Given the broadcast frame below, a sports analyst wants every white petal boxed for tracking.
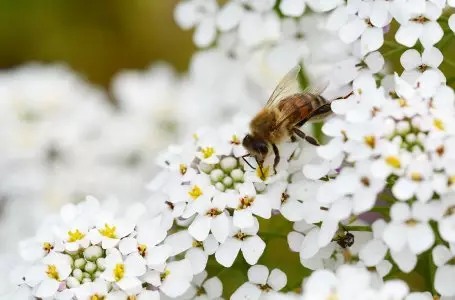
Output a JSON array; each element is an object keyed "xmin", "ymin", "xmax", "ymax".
[
  {"xmin": 241, "ymin": 235, "xmax": 266, "ymax": 265},
  {"xmin": 395, "ymin": 23, "xmax": 421, "ymax": 47},
  {"xmin": 392, "ymin": 178, "xmax": 417, "ymax": 201},
  {"xmin": 34, "ymin": 279, "xmax": 59, "ymax": 298},
  {"xmin": 231, "ymin": 282, "xmax": 261, "ymax": 300},
  {"xmin": 147, "ymin": 244, "xmax": 171, "ymax": 267},
  {"xmin": 449, "ymin": 14, "xmax": 455, "ymax": 33},
  {"xmin": 281, "ymin": 200, "xmax": 305, "ymax": 222},
  {"xmin": 359, "ymin": 239, "xmax": 388, "ymax": 267},
  {"xmin": 439, "ymin": 216, "xmax": 455, "ymax": 243},
  {"xmin": 327, "ymin": 6, "xmax": 349, "ymax": 31},
  {"xmin": 383, "ymin": 223, "xmax": 407, "ymax": 252},
  {"xmin": 185, "ymin": 248, "xmax": 208, "ymax": 274},
  {"xmin": 432, "ymin": 245, "xmax": 453, "ymax": 267},
  {"xmin": 188, "ymin": 215, "xmax": 211, "ymax": 241},
  {"xmin": 361, "ymin": 27, "xmax": 383, "ymax": 55},
  {"xmin": 267, "ymin": 269, "xmax": 287, "ymax": 291},
  {"xmin": 216, "ymin": 2, "xmax": 243, "ymax": 31},
  {"xmin": 400, "ymin": 49, "xmax": 421, "ymax": 70},
  {"xmin": 233, "ymin": 209, "xmax": 255, "ymax": 229},
  {"xmin": 203, "ymin": 277, "xmax": 223, "ymax": 298},
  {"xmin": 422, "ymin": 47, "xmax": 443, "ymax": 68},
  {"xmin": 364, "ymin": 51, "xmax": 384, "ymax": 72},
  {"xmin": 420, "ymin": 22, "xmax": 443, "ymax": 48},
  {"xmin": 125, "ymin": 254, "xmax": 146, "ymax": 277},
  {"xmin": 370, "ymin": 1, "xmax": 390, "ymax": 27},
  {"xmin": 408, "ymin": 224, "xmax": 433, "ymax": 254},
  {"xmin": 194, "ymin": 18, "xmax": 216, "ymax": 48},
  {"xmin": 215, "ymin": 238, "xmax": 241, "ymax": 267},
  {"xmin": 287, "ymin": 231, "xmax": 304, "ymax": 252},
  {"xmin": 211, "ymin": 213, "xmax": 229, "ymax": 243},
  {"xmin": 435, "ymin": 265, "xmax": 455, "ymax": 296},
  {"xmin": 339, "ymin": 17, "xmax": 367, "ymax": 44},
  {"xmin": 251, "ymin": 197, "xmax": 271, "ymax": 219},
  {"xmin": 300, "ymin": 228, "xmax": 320, "ymax": 259},
  {"xmin": 117, "ymin": 277, "xmax": 142, "ymax": 293},
  {"xmin": 247, "ymin": 265, "xmax": 269, "ymax": 285},
  {"xmin": 165, "ymin": 231, "xmax": 193, "ymax": 256},
  {"xmin": 279, "ymin": 0, "xmax": 306, "ymax": 17},
  {"xmin": 391, "ymin": 247, "xmax": 417, "ymax": 273},
  {"xmin": 119, "ymin": 237, "xmax": 138, "ymax": 255},
  {"xmin": 318, "ymin": 218, "xmax": 339, "ymax": 247},
  {"xmin": 160, "ymin": 278, "xmax": 191, "ymax": 298}
]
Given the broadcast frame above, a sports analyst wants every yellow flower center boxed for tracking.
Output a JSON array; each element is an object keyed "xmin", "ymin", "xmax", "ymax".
[
  {"xmin": 385, "ymin": 156, "xmax": 401, "ymax": 169},
  {"xmin": 113, "ymin": 263, "xmax": 125, "ymax": 282},
  {"xmin": 398, "ymin": 98, "xmax": 407, "ymax": 107},
  {"xmin": 90, "ymin": 295, "xmax": 105, "ymax": 300},
  {"xmin": 256, "ymin": 166, "xmax": 270, "ymax": 181},
  {"xmin": 434, "ymin": 119, "xmax": 444, "ymax": 131},
  {"xmin": 201, "ymin": 147, "xmax": 215, "ymax": 159},
  {"xmin": 127, "ymin": 296, "xmax": 136, "ymax": 300},
  {"xmin": 68, "ymin": 229, "xmax": 85, "ymax": 242},
  {"xmin": 46, "ymin": 265, "xmax": 59, "ymax": 280},
  {"xmin": 43, "ymin": 242, "xmax": 53, "ymax": 253},
  {"xmin": 238, "ymin": 196, "xmax": 255, "ymax": 209},
  {"xmin": 179, "ymin": 164, "xmax": 187, "ymax": 175},
  {"xmin": 411, "ymin": 172, "xmax": 423, "ymax": 182},
  {"xmin": 327, "ymin": 293, "xmax": 339, "ymax": 300},
  {"xmin": 99, "ymin": 224, "xmax": 117, "ymax": 239},
  {"xmin": 364, "ymin": 136, "xmax": 375, "ymax": 148},
  {"xmin": 448, "ymin": 176, "xmax": 455, "ymax": 186},
  {"xmin": 188, "ymin": 185, "xmax": 203, "ymax": 200},
  {"xmin": 138, "ymin": 244, "xmax": 147, "ymax": 257},
  {"xmin": 192, "ymin": 240, "xmax": 203, "ymax": 248}
]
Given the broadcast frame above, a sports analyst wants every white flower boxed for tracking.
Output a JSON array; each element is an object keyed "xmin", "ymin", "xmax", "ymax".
[
  {"xmin": 433, "ymin": 245, "xmax": 455, "ymax": 296},
  {"xmin": 338, "ymin": 1, "xmax": 385, "ymax": 55},
  {"xmin": 226, "ymin": 182, "xmax": 272, "ymax": 229},
  {"xmin": 400, "ymin": 47, "xmax": 445, "ymax": 84},
  {"xmin": 395, "ymin": 0, "xmax": 443, "ymax": 48},
  {"xmin": 180, "ymin": 271, "xmax": 223, "ymax": 300},
  {"xmin": 101, "ymin": 249, "xmax": 146, "ymax": 293},
  {"xmin": 89, "ymin": 218, "xmax": 135, "ymax": 249},
  {"xmin": 25, "ymin": 252, "xmax": 72, "ymax": 298},
  {"xmin": 382, "ymin": 202, "xmax": 435, "ymax": 255},
  {"xmin": 215, "ymin": 218, "xmax": 265, "ymax": 267},
  {"xmin": 231, "ymin": 265, "xmax": 287, "ymax": 300},
  {"xmin": 73, "ymin": 279, "xmax": 109, "ymax": 300},
  {"xmin": 143, "ymin": 259, "xmax": 193, "ymax": 298},
  {"xmin": 359, "ymin": 220, "xmax": 389, "ymax": 268},
  {"xmin": 188, "ymin": 195, "xmax": 230, "ymax": 243}
]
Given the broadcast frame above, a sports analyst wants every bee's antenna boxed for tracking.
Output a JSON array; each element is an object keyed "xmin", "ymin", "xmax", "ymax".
[
  {"xmin": 255, "ymin": 157, "xmax": 264, "ymax": 178},
  {"xmin": 241, "ymin": 154, "xmax": 255, "ymax": 170},
  {"xmin": 335, "ymin": 91, "xmax": 354, "ymax": 100}
]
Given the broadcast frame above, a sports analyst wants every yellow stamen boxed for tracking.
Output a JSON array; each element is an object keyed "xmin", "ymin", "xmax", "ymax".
[
  {"xmin": 434, "ymin": 119, "xmax": 444, "ymax": 131},
  {"xmin": 67, "ymin": 229, "xmax": 85, "ymax": 242},
  {"xmin": 231, "ymin": 134, "xmax": 241, "ymax": 145},
  {"xmin": 238, "ymin": 196, "xmax": 255, "ymax": 209},
  {"xmin": 385, "ymin": 156, "xmax": 401, "ymax": 169},
  {"xmin": 188, "ymin": 185, "xmax": 203, "ymax": 200},
  {"xmin": 256, "ymin": 165, "xmax": 270, "ymax": 181},
  {"xmin": 46, "ymin": 265, "xmax": 59, "ymax": 280},
  {"xmin": 448, "ymin": 176, "xmax": 455, "ymax": 186},
  {"xmin": 43, "ymin": 242, "xmax": 53, "ymax": 253},
  {"xmin": 99, "ymin": 224, "xmax": 117, "ymax": 239},
  {"xmin": 137, "ymin": 244, "xmax": 147, "ymax": 257},
  {"xmin": 201, "ymin": 147, "xmax": 215, "ymax": 159},
  {"xmin": 398, "ymin": 98, "xmax": 407, "ymax": 107},
  {"xmin": 179, "ymin": 164, "xmax": 187, "ymax": 175},
  {"xmin": 90, "ymin": 295, "xmax": 105, "ymax": 300},
  {"xmin": 364, "ymin": 136, "xmax": 376, "ymax": 148},
  {"xmin": 113, "ymin": 264, "xmax": 125, "ymax": 282},
  {"xmin": 411, "ymin": 172, "xmax": 423, "ymax": 182}
]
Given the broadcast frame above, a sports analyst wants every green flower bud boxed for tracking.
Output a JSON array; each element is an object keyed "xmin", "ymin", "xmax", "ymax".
[
  {"xmin": 231, "ymin": 169, "xmax": 244, "ymax": 182},
  {"xmin": 220, "ymin": 157, "xmax": 237, "ymax": 172},
  {"xmin": 74, "ymin": 258, "xmax": 86, "ymax": 269},
  {"xmin": 215, "ymin": 182, "xmax": 225, "ymax": 192},
  {"xmin": 83, "ymin": 245, "xmax": 103, "ymax": 262},
  {"xmin": 222, "ymin": 176, "xmax": 233, "ymax": 187},
  {"xmin": 210, "ymin": 169, "xmax": 224, "ymax": 182},
  {"xmin": 72, "ymin": 269, "xmax": 83, "ymax": 281},
  {"xmin": 66, "ymin": 276, "xmax": 80, "ymax": 288},
  {"xmin": 85, "ymin": 261, "xmax": 97, "ymax": 274}
]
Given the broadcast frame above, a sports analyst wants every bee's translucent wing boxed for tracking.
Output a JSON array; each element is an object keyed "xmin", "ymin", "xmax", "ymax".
[{"xmin": 265, "ymin": 65, "xmax": 303, "ymax": 108}]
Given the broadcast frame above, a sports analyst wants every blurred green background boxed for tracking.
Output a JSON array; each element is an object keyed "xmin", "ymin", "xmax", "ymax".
[{"xmin": 0, "ymin": 0, "xmax": 195, "ymax": 87}]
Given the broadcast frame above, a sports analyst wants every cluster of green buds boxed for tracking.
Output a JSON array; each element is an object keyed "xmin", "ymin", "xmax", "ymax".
[
  {"xmin": 66, "ymin": 245, "xmax": 107, "ymax": 288},
  {"xmin": 199, "ymin": 155, "xmax": 245, "ymax": 192}
]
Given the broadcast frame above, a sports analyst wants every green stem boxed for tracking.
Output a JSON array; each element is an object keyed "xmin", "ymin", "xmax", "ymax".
[
  {"xmin": 343, "ymin": 225, "xmax": 372, "ymax": 232},
  {"xmin": 383, "ymin": 46, "xmax": 405, "ymax": 57},
  {"xmin": 378, "ymin": 192, "xmax": 396, "ymax": 204},
  {"xmin": 447, "ymin": 76, "xmax": 455, "ymax": 85}
]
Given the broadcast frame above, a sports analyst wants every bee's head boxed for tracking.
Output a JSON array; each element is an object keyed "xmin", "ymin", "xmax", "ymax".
[{"xmin": 242, "ymin": 134, "xmax": 268, "ymax": 160}]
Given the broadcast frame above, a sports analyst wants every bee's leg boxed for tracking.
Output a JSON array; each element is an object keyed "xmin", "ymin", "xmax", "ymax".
[
  {"xmin": 241, "ymin": 154, "xmax": 256, "ymax": 170},
  {"xmin": 272, "ymin": 143, "xmax": 280, "ymax": 174},
  {"xmin": 296, "ymin": 103, "xmax": 332, "ymax": 127},
  {"xmin": 334, "ymin": 90, "xmax": 354, "ymax": 100},
  {"xmin": 293, "ymin": 128, "xmax": 320, "ymax": 146},
  {"xmin": 290, "ymin": 135, "xmax": 297, "ymax": 142}
]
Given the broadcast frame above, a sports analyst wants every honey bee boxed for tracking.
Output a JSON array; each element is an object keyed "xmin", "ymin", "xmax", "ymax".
[{"xmin": 242, "ymin": 65, "xmax": 351, "ymax": 173}]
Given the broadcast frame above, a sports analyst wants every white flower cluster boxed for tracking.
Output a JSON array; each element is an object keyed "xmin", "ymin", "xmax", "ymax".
[
  {"xmin": 8, "ymin": 196, "xmax": 202, "ymax": 299},
  {"xmin": 3, "ymin": 0, "xmax": 455, "ymax": 299}
]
